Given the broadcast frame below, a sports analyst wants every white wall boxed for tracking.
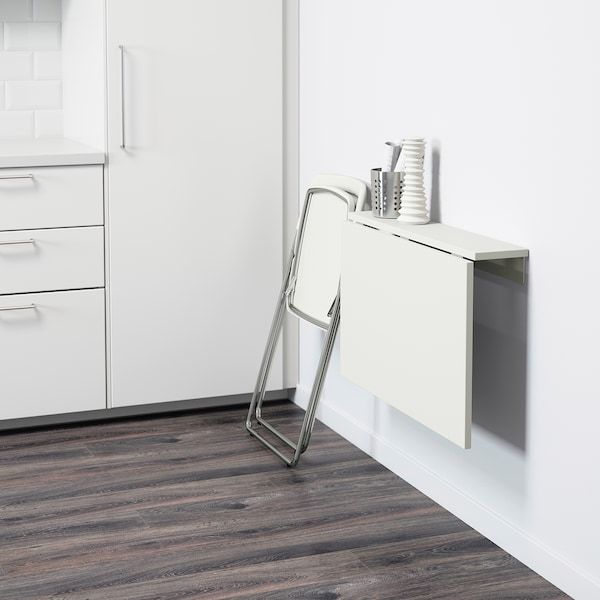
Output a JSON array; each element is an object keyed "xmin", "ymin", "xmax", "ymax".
[
  {"xmin": 295, "ymin": 1, "xmax": 600, "ymax": 598},
  {"xmin": 0, "ymin": 0, "xmax": 62, "ymax": 138}
]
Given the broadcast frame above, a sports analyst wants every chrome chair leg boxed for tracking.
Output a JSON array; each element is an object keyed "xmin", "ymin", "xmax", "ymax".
[
  {"xmin": 298, "ymin": 295, "xmax": 340, "ymax": 456},
  {"xmin": 245, "ymin": 292, "xmax": 340, "ymax": 468},
  {"xmin": 246, "ymin": 250, "xmax": 294, "ymax": 431}
]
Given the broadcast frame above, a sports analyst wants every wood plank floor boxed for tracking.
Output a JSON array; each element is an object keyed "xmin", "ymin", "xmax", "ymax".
[{"xmin": 0, "ymin": 401, "xmax": 568, "ymax": 600}]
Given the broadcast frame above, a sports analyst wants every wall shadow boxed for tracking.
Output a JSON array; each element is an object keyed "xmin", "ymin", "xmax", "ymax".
[
  {"xmin": 429, "ymin": 139, "xmax": 442, "ymax": 222},
  {"xmin": 472, "ymin": 266, "xmax": 529, "ymax": 452}
]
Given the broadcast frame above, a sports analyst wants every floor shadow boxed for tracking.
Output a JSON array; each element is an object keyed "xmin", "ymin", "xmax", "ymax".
[{"xmin": 472, "ymin": 265, "xmax": 529, "ymax": 451}]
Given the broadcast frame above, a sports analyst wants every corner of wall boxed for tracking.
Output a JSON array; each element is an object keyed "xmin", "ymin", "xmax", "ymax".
[{"xmin": 282, "ymin": 0, "xmax": 299, "ymax": 389}]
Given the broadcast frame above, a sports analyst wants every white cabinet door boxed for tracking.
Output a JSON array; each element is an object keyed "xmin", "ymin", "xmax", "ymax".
[
  {"xmin": 0, "ymin": 289, "xmax": 106, "ymax": 421},
  {"xmin": 106, "ymin": 0, "xmax": 283, "ymax": 407}
]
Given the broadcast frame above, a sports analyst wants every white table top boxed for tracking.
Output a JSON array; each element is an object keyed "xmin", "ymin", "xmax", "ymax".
[
  {"xmin": 349, "ymin": 211, "xmax": 528, "ymax": 261},
  {"xmin": 0, "ymin": 138, "xmax": 105, "ymax": 169}
]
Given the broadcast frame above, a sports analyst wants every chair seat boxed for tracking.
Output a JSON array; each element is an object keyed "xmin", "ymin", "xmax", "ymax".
[{"xmin": 287, "ymin": 186, "xmax": 356, "ymax": 329}]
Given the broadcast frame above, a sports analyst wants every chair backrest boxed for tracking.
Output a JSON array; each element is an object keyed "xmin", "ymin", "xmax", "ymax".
[
  {"xmin": 311, "ymin": 173, "xmax": 369, "ymax": 213},
  {"xmin": 287, "ymin": 174, "xmax": 369, "ymax": 329}
]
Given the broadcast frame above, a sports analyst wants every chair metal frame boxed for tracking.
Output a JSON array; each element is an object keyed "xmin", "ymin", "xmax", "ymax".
[{"xmin": 245, "ymin": 185, "xmax": 356, "ymax": 467}]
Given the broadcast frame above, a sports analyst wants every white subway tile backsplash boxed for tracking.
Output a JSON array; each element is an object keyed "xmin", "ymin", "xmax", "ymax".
[
  {"xmin": 0, "ymin": 52, "xmax": 33, "ymax": 80},
  {"xmin": 6, "ymin": 80, "xmax": 61, "ymax": 109},
  {"xmin": 0, "ymin": 110, "xmax": 34, "ymax": 138},
  {"xmin": 0, "ymin": 0, "xmax": 33, "ymax": 22},
  {"xmin": 34, "ymin": 108, "xmax": 61, "ymax": 137},
  {"xmin": 33, "ymin": 0, "xmax": 60, "ymax": 22},
  {"xmin": 33, "ymin": 50, "xmax": 60, "ymax": 79},
  {"xmin": 0, "ymin": 0, "xmax": 62, "ymax": 139},
  {"xmin": 4, "ymin": 22, "xmax": 61, "ymax": 50}
]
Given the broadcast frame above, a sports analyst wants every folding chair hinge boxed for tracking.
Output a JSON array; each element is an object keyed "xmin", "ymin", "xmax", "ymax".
[
  {"xmin": 327, "ymin": 297, "xmax": 337, "ymax": 317},
  {"xmin": 284, "ymin": 275, "xmax": 297, "ymax": 297}
]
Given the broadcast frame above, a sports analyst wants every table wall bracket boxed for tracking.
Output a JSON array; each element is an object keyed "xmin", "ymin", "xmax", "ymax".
[{"xmin": 475, "ymin": 257, "xmax": 527, "ymax": 285}]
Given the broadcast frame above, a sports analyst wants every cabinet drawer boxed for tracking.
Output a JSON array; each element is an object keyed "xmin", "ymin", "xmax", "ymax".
[
  {"xmin": 0, "ymin": 227, "xmax": 104, "ymax": 295},
  {"xmin": 0, "ymin": 165, "xmax": 103, "ymax": 231},
  {"xmin": 0, "ymin": 289, "xmax": 106, "ymax": 420}
]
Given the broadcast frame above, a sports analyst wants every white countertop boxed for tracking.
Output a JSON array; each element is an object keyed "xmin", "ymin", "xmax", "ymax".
[
  {"xmin": 0, "ymin": 138, "xmax": 105, "ymax": 169},
  {"xmin": 349, "ymin": 211, "xmax": 528, "ymax": 261}
]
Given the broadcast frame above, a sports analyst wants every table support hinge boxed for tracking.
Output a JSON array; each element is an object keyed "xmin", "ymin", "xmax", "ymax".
[{"xmin": 476, "ymin": 257, "xmax": 527, "ymax": 284}]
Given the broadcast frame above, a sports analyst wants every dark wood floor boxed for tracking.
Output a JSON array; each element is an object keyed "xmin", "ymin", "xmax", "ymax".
[{"xmin": 0, "ymin": 401, "xmax": 568, "ymax": 600}]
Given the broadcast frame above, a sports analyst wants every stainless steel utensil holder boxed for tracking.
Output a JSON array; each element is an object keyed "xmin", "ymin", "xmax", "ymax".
[{"xmin": 371, "ymin": 168, "xmax": 404, "ymax": 219}]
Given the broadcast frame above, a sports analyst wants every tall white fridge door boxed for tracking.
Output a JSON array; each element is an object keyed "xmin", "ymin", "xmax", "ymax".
[{"xmin": 106, "ymin": 0, "xmax": 283, "ymax": 407}]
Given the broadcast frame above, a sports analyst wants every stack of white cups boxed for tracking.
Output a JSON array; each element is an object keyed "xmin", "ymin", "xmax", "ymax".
[{"xmin": 396, "ymin": 138, "xmax": 429, "ymax": 224}]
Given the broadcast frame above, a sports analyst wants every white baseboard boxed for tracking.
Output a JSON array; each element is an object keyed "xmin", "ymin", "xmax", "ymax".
[{"xmin": 295, "ymin": 385, "xmax": 600, "ymax": 600}]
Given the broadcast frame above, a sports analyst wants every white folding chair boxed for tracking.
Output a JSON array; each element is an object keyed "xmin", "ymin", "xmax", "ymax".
[{"xmin": 246, "ymin": 174, "xmax": 369, "ymax": 467}]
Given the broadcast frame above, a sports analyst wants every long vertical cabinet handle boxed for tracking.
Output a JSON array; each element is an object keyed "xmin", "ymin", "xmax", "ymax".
[{"xmin": 119, "ymin": 45, "xmax": 126, "ymax": 149}]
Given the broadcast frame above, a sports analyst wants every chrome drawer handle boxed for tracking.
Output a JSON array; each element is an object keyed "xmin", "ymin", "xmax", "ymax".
[
  {"xmin": 0, "ymin": 304, "xmax": 36, "ymax": 312},
  {"xmin": 0, "ymin": 239, "xmax": 35, "ymax": 246},
  {"xmin": 0, "ymin": 174, "xmax": 34, "ymax": 180}
]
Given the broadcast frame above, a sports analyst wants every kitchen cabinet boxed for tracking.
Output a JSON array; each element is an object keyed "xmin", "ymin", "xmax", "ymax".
[
  {"xmin": 0, "ymin": 158, "xmax": 106, "ymax": 422},
  {"xmin": 105, "ymin": 0, "xmax": 284, "ymax": 407},
  {"xmin": 0, "ymin": 1, "xmax": 285, "ymax": 426},
  {"xmin": 0, "ymin": 289, "xmax": 106, "ymax": 421}
]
